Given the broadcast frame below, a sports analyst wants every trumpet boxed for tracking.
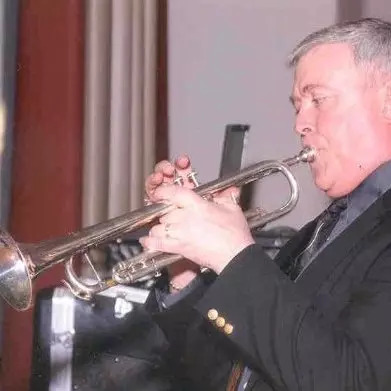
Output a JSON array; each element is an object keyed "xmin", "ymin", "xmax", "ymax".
[{"xmin": 0, "ymin": 147, "xmax": 315, "ymax": 311}]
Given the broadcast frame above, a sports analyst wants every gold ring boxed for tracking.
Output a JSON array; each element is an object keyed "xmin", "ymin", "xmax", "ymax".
[
  {"xmin": 231, "ymin": 193, "xmax": 239, "ymax": 205},
  {"xmin": 164, "ymin": 223, "xmax": 171, "ymax": 238},
  {"xmin": 144, "ymin": 196, "xmax": 152, "ymax": 206}
]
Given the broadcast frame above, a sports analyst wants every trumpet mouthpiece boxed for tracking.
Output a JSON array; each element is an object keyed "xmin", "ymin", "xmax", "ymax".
[{"xmin": 300, "ymin": 146, "xmax": 316, "ymax": 163}]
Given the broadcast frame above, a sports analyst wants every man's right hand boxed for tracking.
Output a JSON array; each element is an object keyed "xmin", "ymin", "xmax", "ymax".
[{"xmin": 144, "ymin": 155, "xmax": 200, "ymax": 293}]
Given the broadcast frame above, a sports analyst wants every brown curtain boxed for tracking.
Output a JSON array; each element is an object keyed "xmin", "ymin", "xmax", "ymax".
[{"xmin": 83, "ymin": 0, "xmax": 162, "ymax": 227}]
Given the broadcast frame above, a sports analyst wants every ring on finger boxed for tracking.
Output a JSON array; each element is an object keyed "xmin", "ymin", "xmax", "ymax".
[
  {"xmin": 144, "ymin": 195, "xmax": 152, "ymax": 206},
  {"xmin": 231, "ymin": 193, "xmax": 240, "ymax": 205},
  {"xmin": 164, "ymin": 223, "xmax": 172, "ymax": 238}
]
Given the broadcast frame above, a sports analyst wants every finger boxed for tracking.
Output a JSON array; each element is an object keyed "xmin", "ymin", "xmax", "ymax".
[
  {"xmin": 213, "ymin": 188, "xmax": 241, "ymax": 206},
  {"xmin": 216, "ymin": 186, "xmax": 241, "ymax": 199},
  {"xmin": 159, "ymin": 208, "xmax": 186, "ymax": 225},
  {"xmin": 139, "ymin": 234, "xmax": 180, "ymax": 253},
  {"xmin": 174, "ymin": 155, "xmax": 191, "ymax": 170},
  {"xmin": 149, "ymin": 222, "xmax": 183, "ymax": 239},
  {"xmin": 148, "ymin": 223, "xmax": 176, "ymax": 239},
  {"xmin": 146, "ymin": 156, "xmax": 195, "ymax": 200},
  {"xmin": 145, "ymin": 160, "xmax": 177, "ymax": 199},
  {"xmin": 145, "ymin": 173, "xmax": 162, "ymax": 199},
  {"xmin": 174, "ymin": 155, "xmax": 197, "ymax": 188},
  {"xmin": 146, "ymin": 172, "xmax": 163, "ymax": 189},
  {"xmin": 154, "ymin": 184, "xmax": 203, "ymax": 208},
  {"xmin": 154, "ymin": 160, "xmax": 176, "ymax": 176}
]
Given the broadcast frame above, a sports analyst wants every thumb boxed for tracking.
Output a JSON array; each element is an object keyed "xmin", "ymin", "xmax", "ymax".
[
  {"xmin": 154, "ymin": 184, "xmax": 203, "ymax": 208},
  {"xmin": 213, "ymin": 187, "xmax": 241, "ymax": 206}
]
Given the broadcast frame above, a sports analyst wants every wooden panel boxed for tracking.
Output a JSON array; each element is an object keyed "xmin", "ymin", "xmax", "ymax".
[
  {"xmin": 156, "ymin": 0, "xmax": 168, "ymax": 161},
  {"xmin": 1, "ymin": 1, "xmax": 85, "ymax": 390}
]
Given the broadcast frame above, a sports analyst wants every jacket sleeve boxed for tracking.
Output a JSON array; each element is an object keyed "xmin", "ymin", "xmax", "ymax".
[
  {"xmin": 145, "ymin": 272, "xmax": 242, "ymax": 390},
  {"xmin": 195, "ymin": 243, "xmax": 391, "ymax": 391}
]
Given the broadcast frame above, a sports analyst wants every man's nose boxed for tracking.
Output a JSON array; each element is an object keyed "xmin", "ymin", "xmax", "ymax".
[
  {"xmin": 295, "ymin": 125, "xmax": 313, "ymax": 136},
  {"xmin": 294, "ymin": 111, "xmax": 315, "ymax": 135}
]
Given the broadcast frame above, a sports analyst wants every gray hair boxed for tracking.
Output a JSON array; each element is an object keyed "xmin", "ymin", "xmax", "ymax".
[{"xmin": 289, "ymin": 18, "xmax": 391, "ymax": 75}]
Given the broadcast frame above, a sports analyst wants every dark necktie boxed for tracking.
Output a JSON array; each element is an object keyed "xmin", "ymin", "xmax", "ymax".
[{"xmin": 290, "ymin": 196, "xmax": 347, "ymax": 280}]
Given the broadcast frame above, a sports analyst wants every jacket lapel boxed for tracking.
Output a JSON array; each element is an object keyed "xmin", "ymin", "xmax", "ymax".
[
  {"xmin": 273, "ymin": 219, "xmax": 317, "ymax": 275},
  {"xmin": 290, "ymin": 189, "xmax": 391, "ymax": 300}
]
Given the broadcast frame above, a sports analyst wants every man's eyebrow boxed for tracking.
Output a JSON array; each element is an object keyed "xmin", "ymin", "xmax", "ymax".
[
  {"xmin": 302, "ymin": 83, "xmax": 323, "ymax": 94},
  {"xmin": 289, "ymin": 84, "xmax": 325, "ymax": 105}
]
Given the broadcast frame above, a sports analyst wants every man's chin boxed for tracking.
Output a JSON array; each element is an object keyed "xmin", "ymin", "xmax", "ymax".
[
  {"xmin": 313, "ymin": 175, "xmax": 331, "ymax": 194},
  {"xmin": 310, "ymin": 167, "xmax": 322, "ymax": 184}
]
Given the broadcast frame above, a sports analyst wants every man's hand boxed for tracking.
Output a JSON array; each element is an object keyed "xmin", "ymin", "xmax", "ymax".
[
  {"xmin": 144, "ymin": 155, "xmax": 200, "ymax": 291},
  {"xmin": 140, "ymin": 185, "xmax": 255, "ymax": 275}
]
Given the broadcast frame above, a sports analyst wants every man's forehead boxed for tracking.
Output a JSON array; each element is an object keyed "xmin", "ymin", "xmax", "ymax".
[
  {"xmin": 296, "ymin": 42, "xmax": 355, "ymax": 67},
  {"xmin": 292, "ymin": 43, "xmax": 358, "ymax": 94}
]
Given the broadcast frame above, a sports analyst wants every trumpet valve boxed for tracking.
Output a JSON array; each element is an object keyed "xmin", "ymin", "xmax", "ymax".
[
  {"xmin": 187, "ymin": 171, "xmax": 200, "ymax": 187},
  {"xmin": 174, "ymin": 175, "xmax": 185, "ymax": 186}
]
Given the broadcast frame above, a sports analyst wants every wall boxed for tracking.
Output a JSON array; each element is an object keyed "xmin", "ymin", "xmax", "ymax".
[
  {"xmin": 167, "ymin": 0, "xmax": 337, "ymax": 230},
  {"xmin": 364, "ymin": 0, "xmax": 391, "ymax": 21}
]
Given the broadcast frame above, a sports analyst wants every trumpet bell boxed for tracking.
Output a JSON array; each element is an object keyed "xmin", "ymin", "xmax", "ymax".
[{"xmin": 0, "ymin": 230, "xmax": 32, "ymax": 311}]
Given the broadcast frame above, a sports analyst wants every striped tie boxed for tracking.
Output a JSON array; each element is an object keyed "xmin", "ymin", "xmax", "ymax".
[{"xmin": 226, "ymin": 361, "xmax": 245, "ymax": 391}]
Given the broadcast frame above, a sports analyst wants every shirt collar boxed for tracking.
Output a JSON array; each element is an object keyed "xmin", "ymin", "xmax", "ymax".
[{"xmin": 344, "ymin": 160, "xmax": 391, "ymax": 225}]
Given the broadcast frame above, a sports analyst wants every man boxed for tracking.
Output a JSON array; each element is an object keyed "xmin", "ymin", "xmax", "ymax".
[{"xmin": 141, "ymin": 18, "xmax": 391, "ymax": 390}]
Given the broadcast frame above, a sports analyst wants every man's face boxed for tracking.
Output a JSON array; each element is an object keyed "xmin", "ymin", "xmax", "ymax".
[{"xmin": 291, "ymin": 43, "xmax": 389, "ymax": 197}]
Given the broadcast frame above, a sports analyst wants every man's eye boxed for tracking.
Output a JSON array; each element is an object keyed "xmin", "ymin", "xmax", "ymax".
[
  {"xmin": 312, "ymin": 97, "xmax": 326, "ymax": 107},
  {"xmin": 293, "ymin": 104, "xmax": 301, "ymax": 114}
]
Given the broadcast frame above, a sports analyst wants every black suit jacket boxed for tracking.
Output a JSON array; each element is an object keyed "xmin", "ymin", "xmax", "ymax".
[{"xmin": 146, "ymin": 189, "xmax": 391, "ymax": 390}]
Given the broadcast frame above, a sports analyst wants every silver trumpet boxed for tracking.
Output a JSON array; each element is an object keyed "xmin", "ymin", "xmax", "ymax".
[{"xmin": 0, "ymin": 147, "xmax": 315, "ymax": 311}]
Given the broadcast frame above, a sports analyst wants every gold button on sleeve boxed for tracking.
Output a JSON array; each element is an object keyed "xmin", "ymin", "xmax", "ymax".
[
  {"xmin": 207, "ymin": 309, "xmax": 218, "ymax": 321},
  {"xmin": 224, "ymin": 323, "xmax": 234, "ymax": 335},
  {"xmin": 216, "ymin": 316, "xmax": 226, "ymax": 328}
]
